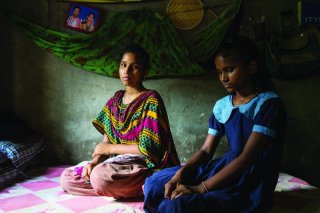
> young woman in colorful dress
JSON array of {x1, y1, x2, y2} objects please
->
[{"x1": 61, "y1": 45, "x2": 180, "y2": 199}]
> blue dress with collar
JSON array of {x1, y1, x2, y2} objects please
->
[{"x1": 143, "y1": 91, "x2": 287, "y2": 213}]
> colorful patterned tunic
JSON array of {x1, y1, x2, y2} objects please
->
[{"x1": 92, "y1": 90, "x2": 180, "y2": 170}]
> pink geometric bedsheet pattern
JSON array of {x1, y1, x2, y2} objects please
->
[
  {"x1": 0, "y1": 166, "x2": 144, "y2": 213},
  {"x1": 1, "y1": 166, "x2": 320, "y2": 213}
]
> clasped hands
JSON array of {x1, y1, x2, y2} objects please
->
[
  {"x1": 164, "y1": 176, "x2": 205, "y2": 200},
  {"x1": 81, "y1": 143, "x2": 112, "y2": 182}
]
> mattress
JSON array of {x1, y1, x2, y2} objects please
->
[{"x1": 0, "y1": 166, "x2": 319, "y2": 213}]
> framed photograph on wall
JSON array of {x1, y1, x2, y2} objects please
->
[{"x1": 65, "y1": 4, "x2": 101, "y2": 33}]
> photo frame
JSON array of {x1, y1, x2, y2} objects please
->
[{"x1": 65, "y1": 4, "x2": 101, "y2": 33}]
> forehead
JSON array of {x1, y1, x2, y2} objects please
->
[
  {"x1": 121, "y1": 52, "x2": 139, "y2": 63},
  {"x1": 215, "y1": 56, "x2": 239, "y2": 66}
]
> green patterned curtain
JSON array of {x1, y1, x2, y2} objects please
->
[
  {"x1": 187, "y1": 0, "x2": 241, "y2": 63},
  {"x1": 11, "y1": 0, "x2": 241, "y2": 78}
]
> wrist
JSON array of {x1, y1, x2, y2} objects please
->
[
  {"x1": 109, "y1": 144, "x2": 115, "y2": 154},
  {"x1": 89, "y1": 161, "x2": 98, "y2": 165},
  {"x1": 200, "y1": 181, "x2": 209, "y2": 193},
  {"x1": 196, "y1": 184, "x2": 206, "y2": 194},
  {"x1": 91, "y1": 155, "x2": 106, "y2": 164},
  {"x1": 175, "y1": 169, "x2": 184, "y2": 180}
]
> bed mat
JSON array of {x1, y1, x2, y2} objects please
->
[
  {"x1": 0, "y1": 166, "x2": 144, "y2": 213},
  {"x1": 0, "y1": 166, "x2": 319, "y2": 213}
]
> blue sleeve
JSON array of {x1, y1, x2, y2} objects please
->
[
  {"x1": 208, "y1": 113, "x2": 225, "y2": 138},
  {"x1": 253, "y1": 98, "x2": 286, "y2": 137}
]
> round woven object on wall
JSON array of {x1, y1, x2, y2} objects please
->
[{"x1": 166, "y1": 0, "x2": 205, "y2": 30}]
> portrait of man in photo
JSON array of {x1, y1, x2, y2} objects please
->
[{"x1": 66, "y1": 6, "x2": 82, "y2": 28}]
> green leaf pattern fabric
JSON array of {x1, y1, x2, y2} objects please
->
[{"x1": 11, "y1": 0, "x2": 241, "y2": 78}]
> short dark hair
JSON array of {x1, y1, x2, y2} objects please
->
[
  {"x1": 121, "y1": 45, "x2": 150, "y2": 71},
  {"x1": 73, "y1": 6, "x2": 81, "y2": 11},
  {"x1": 215, "y1": 36, "x2": 274, "y2": 91}
]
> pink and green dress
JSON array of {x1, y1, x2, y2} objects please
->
[
  {"x1": 92, "y1": 89, "x2": 180, "y2": 170},
  {"x1": 60, "y1": 90, "x2": 179, "y2": 198}
]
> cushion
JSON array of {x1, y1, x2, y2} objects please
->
[
  {"x1": 0, "y1": 111, "x2": 47, "y2": 188},
  {"x1": 0, "y1": 162, "x2": 26, "y2": 188},
  {"x1": 0, "y1": 135, "x2": 46, "y2": 188},
  {"x1": 0, "y1": 134, "x2": 47, "y2": 170},
  {"x1": 0, "y1": 152, "x2": 9, "y2": 164}
]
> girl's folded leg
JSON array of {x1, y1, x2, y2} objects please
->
[
  {"x1": 143, "y1": 166, "x2": 181, "y2": 213},
  {"x1": 157, "y1": 192, "x2": 226, "y2": 213},
  {"x1": 60, "y1": 163, "x2": 97, "y2": 196},
  {"x1": 90, "y1": 160, "x2": 150, "y2": 199}
]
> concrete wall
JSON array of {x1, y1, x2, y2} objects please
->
[
  {"x1": 0, "y1": 12, "x2": 13, "y2": 112},
  {"x1": 1, "y1": 0, "x2": 319, "y2": 186}
]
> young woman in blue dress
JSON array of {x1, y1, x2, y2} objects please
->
[{"x1": 143, "y1": 36, "x2": 287, "y2": 213}]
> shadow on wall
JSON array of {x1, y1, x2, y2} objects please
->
[
  {"x1": 0, "y1": 0, "x2": 76, "y2": 164},
  {"x1": 0, "y1": 11, "x2": 13, "y2": 112},
  {"x1": 10, "y1": 25, "x2": 73, "y2": 164},
  {"x1": 274, "y1": 74, "x2": 320, "y2": 187},
  {"x1": 281, "y1": 109, "x2": 320, "y2": 186}
]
